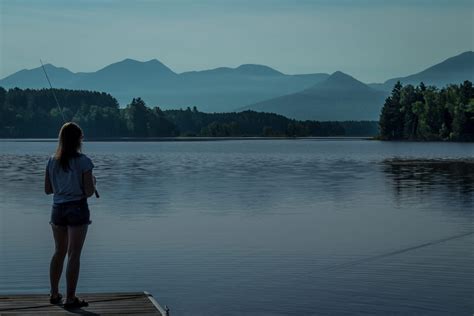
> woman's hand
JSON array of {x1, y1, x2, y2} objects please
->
[{"x1": 45, "y1": 168, "x2": 53, "y2": 195}]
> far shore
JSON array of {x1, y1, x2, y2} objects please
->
[{"x1": 0, "y1": 136, "x2": 374, "y2": 142}]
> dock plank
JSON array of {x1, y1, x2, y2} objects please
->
[{"x1": 0, "y1": 291, "x2": 166, "y2": 315}]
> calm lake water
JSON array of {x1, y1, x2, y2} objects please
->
[{"x1": 0, "y1": 140, "x2": 473, "y2": 315}]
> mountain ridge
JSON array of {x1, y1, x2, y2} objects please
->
[
  {"x1": 0, "y1": 58, "x2": 328, "y2": 111},
  {"x1": 2, "y1": 51, "x2": 472, "y2": 86},
  {"x1": 0, "y1": 58, "x2": 289, "y2": 78},
  {"x1": 370, "y1": 51, "x2": 474, "y2": 91}
]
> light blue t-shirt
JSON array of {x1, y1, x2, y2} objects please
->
[{"x1": 47, "y1": 153, "x2": 94, "y2": 204}]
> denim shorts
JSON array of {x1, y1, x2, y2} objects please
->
[{"x1": 49, "y1": 198, "x2": 92, "y2": 227}]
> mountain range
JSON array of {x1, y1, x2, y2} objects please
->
[
  {"x1": 1, "y1": 51, "x2": 472, "y2": 120},
  {"x1": 0, "y1": 60, "x2": 328, "y2": 113}
]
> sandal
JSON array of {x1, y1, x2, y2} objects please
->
[
  {"x1": 64, "y1": 297, "x2": 89, "y2": 309},
  {"x1": 49, "y1": 293, "x2": 63, "y2": 304}
]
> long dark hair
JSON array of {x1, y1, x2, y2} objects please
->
[{"x1": 55, "y1": 122, "x2": 83, "y2": 171}]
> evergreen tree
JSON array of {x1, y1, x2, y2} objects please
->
[{"x1": 379, "y1": 81, "x2": 473, "y2": 141}]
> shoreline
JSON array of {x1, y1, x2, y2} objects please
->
[
  {"x1": 0, "y1": 136, "x2": 375, "y2": 142},
  {"x1": 1, "y1": 137, "x2": 471, "y2": 142}
]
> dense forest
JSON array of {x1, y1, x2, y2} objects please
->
[
  {"x1": 379, "y1": 80, "x2": 474, "y2": 141},
  {"x1": 0, "y1": 87, "x2": 378, "y2": 138}
]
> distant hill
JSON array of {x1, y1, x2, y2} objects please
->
[
  {"x1": 75, "y1": 58, "x2": 178, "y2": 90},
  {"x1": 0, "y1": 60, "x2": 328, "y2": 112},
  {"x1": 238, "y1": 71, "x2": 387, "y2": 121},
  {"x1": 0, "y1": 64, "x2": 82, "y2": 89},
  {"x1": 369, "y1": 51, "x2": 474, "y2": 91}
]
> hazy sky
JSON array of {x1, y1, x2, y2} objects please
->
[{"x1": 0, "y1": 0, "x2": 473, "y2": 82}]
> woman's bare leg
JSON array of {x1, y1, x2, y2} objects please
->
[
  {"x1": 66, "y1": 224, "x2": 88, "y2": 301},
  {"x1": 50, "y1": 224, "x2": 68, "y2": 296}
]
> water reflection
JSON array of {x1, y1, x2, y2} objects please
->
[
  {"x1": 1, "y1": 141, "x2": 474, "y2": 315},
  {"x1": 381, "y1": 159, "x2": 474, "y2": 208},
  {"x1": 0, "y1": 151, "x2": 375, "y2": 218}
]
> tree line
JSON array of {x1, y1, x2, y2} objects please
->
[
  {"x1": 0, "y1": 87, "x2": 378, "y2": 138},
  {"x1": 379, "y1": 80, "x2": 474, "y2": 141}
]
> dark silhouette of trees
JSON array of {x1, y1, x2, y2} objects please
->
[
  {"x1": 0, "y1": 87, "x2": 121, "y2": 137},
  {"x1": 0, "y1": 87, "x2": 379, "y2": 138},
  {"x1": 379, "y1": 81, "x2": 473, "y2": 141},
  {"x1": 121, "y1": 98, "x2": 177, "y2": 137},
  {"x1": 163, "y1": 109, "x2": 374, "y2": 137},
  {"x1": 379, "y1": 81, "x2": 404, "y2": 139}
]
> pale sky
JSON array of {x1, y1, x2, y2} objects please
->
[{"x1": 0, "y1": 0, "x2": 473, "y2": 83}]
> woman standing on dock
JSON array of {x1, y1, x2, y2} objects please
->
[{"x1": 44, "y1": 122, "x2": 96, "y2": 309}]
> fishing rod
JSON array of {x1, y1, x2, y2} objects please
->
[
  {"x1": 326, "y1": 230, "x2": 474, "y2": 272},
  {"x1": 40, "y1": 59, "x2": 100, "y2": 198},
  {"x1": 40, "y1": 60, "x2": 67, "y2": 122}
]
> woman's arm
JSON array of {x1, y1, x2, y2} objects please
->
[
  {"x1": 44, "y1": 168, "x2": 53, "y2": 195},
  {"x1": 83, "y1": 170, "x2": 96, "y2": 198}
]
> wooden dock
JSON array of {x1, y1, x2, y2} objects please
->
[{"x1": 0, "y1": 291, "x2": 169, "y2": 315}]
